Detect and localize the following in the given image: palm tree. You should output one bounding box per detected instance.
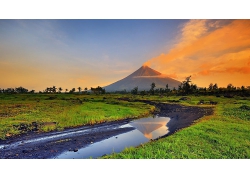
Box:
[150,82,156,95]
[78,87,82,93]
[65,89,68,93]
[70,88,76,93]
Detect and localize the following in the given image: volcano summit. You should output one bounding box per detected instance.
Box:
[104,65,181,92]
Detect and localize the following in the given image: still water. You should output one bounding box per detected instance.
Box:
[55,116,170,159]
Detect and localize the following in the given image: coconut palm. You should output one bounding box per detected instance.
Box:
[78,87,82,93]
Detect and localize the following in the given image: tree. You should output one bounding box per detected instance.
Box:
[52,86,57,93]
[131,86,138,95]
[5,88,15,93]
[165,84,170,93]
[15,86,28,93]
[208,83,213,91]
[29,90,35,93]
[58,87,63,93]
[90,86,105,94]
[65,89,68,93]
[151,82,156,90]
[140,90,146,96]
[227,83,233,90]
[179,76,192,95]
[213,83,218,90]
[69,88,76,93]
[190,83,197,92]
[78,87,82,93]
[45,87,49,93]
[150,82,156,95]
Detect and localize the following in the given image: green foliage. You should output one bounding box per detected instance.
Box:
[131,87,138,95]
[0,93,155,139]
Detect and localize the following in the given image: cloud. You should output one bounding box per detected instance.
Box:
[144,20,250,87]
[178,19,208,47]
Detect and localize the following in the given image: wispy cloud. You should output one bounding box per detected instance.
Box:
[144,20,250,87]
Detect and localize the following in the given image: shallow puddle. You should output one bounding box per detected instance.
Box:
[55,116,170,159]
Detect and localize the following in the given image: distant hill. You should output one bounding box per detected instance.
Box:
[104,65,181,92]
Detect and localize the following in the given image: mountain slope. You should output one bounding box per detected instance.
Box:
[104,65,181,92]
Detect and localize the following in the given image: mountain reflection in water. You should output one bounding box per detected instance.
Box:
[128,116,170,139]
[55,116,170,159]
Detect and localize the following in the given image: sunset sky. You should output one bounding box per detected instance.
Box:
[0,19,250,91]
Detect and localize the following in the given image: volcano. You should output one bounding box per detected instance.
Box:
[104,65,181,92]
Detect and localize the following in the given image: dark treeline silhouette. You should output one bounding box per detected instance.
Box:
[1,76,249,97]
[129,76,250,97]
[0,86,34,94]
[0,86,89,94]
[90,86,105,94]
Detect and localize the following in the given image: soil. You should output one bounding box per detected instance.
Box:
[0,102,213,159]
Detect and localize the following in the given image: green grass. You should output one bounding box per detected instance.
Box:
[104,95,250,159]
[0,93,155,139]
[1,93,250,159]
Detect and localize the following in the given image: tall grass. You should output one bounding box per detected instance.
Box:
[0,94,155,139]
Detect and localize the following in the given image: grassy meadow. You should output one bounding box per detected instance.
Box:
[1,93,249,159]
[104,95,250,158]
[0,93,155,139]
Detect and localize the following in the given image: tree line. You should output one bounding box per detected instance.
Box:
[130,76,250,97]
[1,76,249,96]
[0,86,106,94]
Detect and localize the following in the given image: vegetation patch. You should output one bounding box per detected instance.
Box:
[0,94,155,139]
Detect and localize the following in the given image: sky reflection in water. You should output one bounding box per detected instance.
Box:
[55,116,170,159]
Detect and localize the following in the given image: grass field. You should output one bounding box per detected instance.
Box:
[0,93,155,139]
[1,93,249,159]
[104,95,250,158]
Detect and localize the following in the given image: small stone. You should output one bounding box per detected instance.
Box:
[6,133,11,137]
[73,149,78,152]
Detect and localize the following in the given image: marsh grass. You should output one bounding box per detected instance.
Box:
[104,95,250,159]
[0,94,155,139]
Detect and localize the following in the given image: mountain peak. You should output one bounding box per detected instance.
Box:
[130,65,162,77]
[104,65,181,92]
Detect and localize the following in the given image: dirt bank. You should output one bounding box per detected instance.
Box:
[0,102,213,159]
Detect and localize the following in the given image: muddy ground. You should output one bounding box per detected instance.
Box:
[0,102,213,159]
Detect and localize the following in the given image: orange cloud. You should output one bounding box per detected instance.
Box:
[144,20,250,87]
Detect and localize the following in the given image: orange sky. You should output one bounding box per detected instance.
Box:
[144,20,250,88]
[1,20,250,91]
